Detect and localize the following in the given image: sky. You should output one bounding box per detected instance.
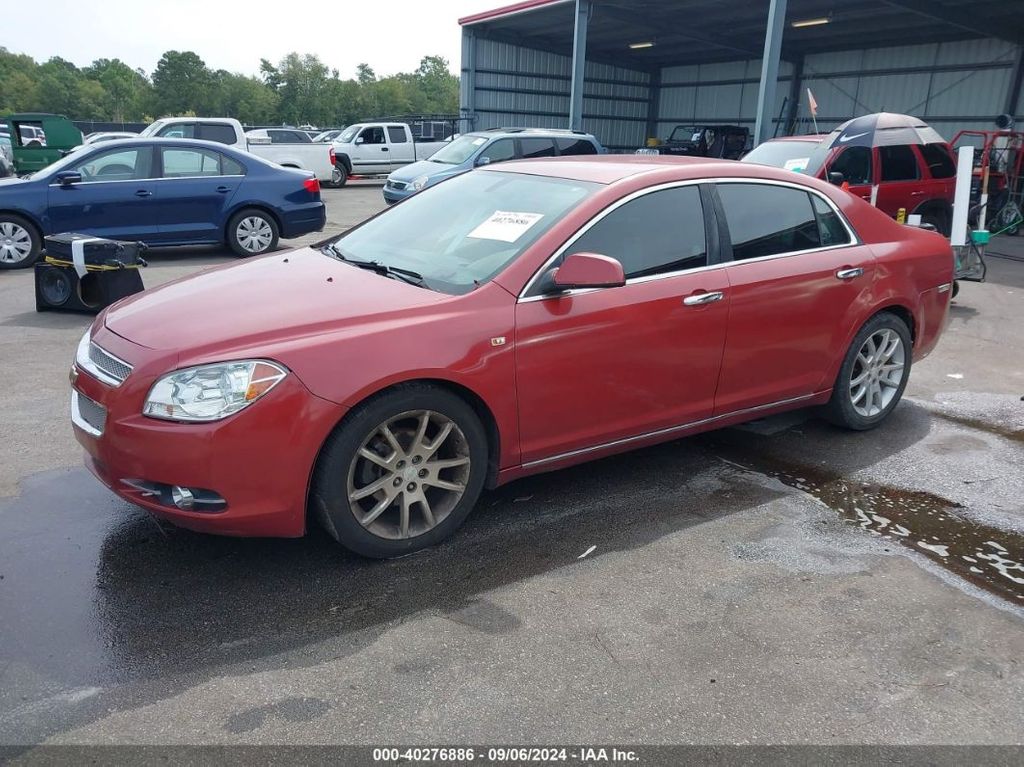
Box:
[3,0,499,77]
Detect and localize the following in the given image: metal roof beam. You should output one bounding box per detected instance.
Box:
[877,0,1024,44]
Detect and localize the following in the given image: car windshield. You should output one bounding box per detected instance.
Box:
[327,171,598,295]
[669,126,701,142]
[429,134,489,165]
[742,140,821,173]
[336,126,360,143]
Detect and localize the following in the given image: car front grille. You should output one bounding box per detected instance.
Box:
[73,390,107,436]
[386,180,407,190]
[89,342,132,385]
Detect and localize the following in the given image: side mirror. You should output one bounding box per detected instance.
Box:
[550,252,625,291]
[354,136,365,145]
[828,171,845,186]
[55,171,82,186]
[475,155,492,167]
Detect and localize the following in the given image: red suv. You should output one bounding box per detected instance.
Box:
[743,135,957,233]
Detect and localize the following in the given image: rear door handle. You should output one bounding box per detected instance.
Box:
[216,186,231,193]
[836,267,864,280]
[683,291,724,306]
[135,189,152,198]
[381,147,389,152]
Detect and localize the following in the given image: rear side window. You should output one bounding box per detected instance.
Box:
[810,194,851,247]
[199,123,237,145]
[567,185,707,279]
[557,137,598,156]
[919,143,956,179]
[828,146,872,185]
[520,138,557,159]
[157,123,195,139]
[387,126,408,143]
[161,147,223,177]
[718,183,820,260]
[879,145,920,181]
[222,155,245,175]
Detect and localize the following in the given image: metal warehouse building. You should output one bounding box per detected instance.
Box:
[458,0,1024,151]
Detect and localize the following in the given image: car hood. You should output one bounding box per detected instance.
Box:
[388,159,463,184]
[0,176,29,189]
[104,247,448,354]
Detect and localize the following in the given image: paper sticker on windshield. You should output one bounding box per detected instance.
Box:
[784,157,809,172]
[467,211,544,243]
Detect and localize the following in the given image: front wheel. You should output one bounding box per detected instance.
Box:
[227,208,279,257]
[0,214,42,270]
[824,312,912,430]
[311,384,489,558]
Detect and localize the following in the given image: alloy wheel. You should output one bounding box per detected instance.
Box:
[0,222,32,264]
[236,216,273,253]
[849,328,906,417]
[347,409,471,540]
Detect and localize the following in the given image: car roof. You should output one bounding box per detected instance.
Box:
[480,154,831,186]
[763,134,827,143]
[468,128,598,140]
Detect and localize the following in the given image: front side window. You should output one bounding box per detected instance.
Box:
[879,145,920,181]
[161,148,223,177]
[359,127,385,145]
[387,126,408,143]
[718,183,820,260]
[566,186,707,280]
[330,171,597,295]
[479,139,515,164]
[71,147,154,181]
[157,123,195,139]
[828,146,872,185]
[520,138,557,159]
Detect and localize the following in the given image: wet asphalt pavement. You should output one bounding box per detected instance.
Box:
[0,187,1022,747]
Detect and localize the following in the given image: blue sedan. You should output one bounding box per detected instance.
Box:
[0,138,326,269]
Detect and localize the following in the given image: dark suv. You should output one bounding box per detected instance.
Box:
[383,127,605,203]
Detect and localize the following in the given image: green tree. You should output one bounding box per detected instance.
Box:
[86,58,150,121]
[152,50,212,116]
[36,57,83,115]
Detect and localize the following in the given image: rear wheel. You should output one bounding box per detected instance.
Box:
[311,384,488,558]
[824,312,912,430]
[0,214,42,270]
[920,207,950,236]
[227,208,279,257]
[334,158,350,187]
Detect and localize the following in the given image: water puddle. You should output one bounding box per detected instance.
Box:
[715,446,1024,604]
[928,410,1024,445]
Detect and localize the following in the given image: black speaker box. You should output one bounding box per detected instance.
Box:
[44,233,144,268]
[35,263,144,314]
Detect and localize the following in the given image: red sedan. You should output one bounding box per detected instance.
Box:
[70,156,953,558]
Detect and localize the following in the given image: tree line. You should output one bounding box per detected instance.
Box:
[0,48,460,127]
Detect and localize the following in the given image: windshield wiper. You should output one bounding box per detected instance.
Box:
[320,243,427,287]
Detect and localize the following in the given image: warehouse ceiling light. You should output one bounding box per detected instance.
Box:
[791,15,832,28]
[628,41,655,49]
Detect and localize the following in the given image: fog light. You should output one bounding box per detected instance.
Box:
[171,485,195,510]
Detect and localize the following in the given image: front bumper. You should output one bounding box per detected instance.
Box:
[382,182,415,204]
[71,326,343,537]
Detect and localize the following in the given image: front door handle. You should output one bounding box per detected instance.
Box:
[216,186,231,193]
[836,267,864,280]
[683,291,724,306]
[135,189,152,197]
[381,147,389,152]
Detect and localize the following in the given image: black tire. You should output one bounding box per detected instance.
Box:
[334,157,350,187]
[952,281,960,299]
[0,213,43,270]
[326,165,345,188]
[823,311,913,431]
[920,208,950,237]
[226,208,279,257]
[311,383,489,558]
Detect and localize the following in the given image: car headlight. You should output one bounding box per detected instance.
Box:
[409,175,429,191]
[143,360,287,422]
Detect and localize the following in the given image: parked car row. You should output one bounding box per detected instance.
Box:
[0,137,326,269]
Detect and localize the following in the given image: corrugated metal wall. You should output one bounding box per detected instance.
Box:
[655,59,795,139]
[799,38,1021,139]
[463,33,1022,151]
[465,36,651,151]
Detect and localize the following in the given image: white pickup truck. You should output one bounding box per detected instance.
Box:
[330,123,449,186]
[139,117,340,185]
